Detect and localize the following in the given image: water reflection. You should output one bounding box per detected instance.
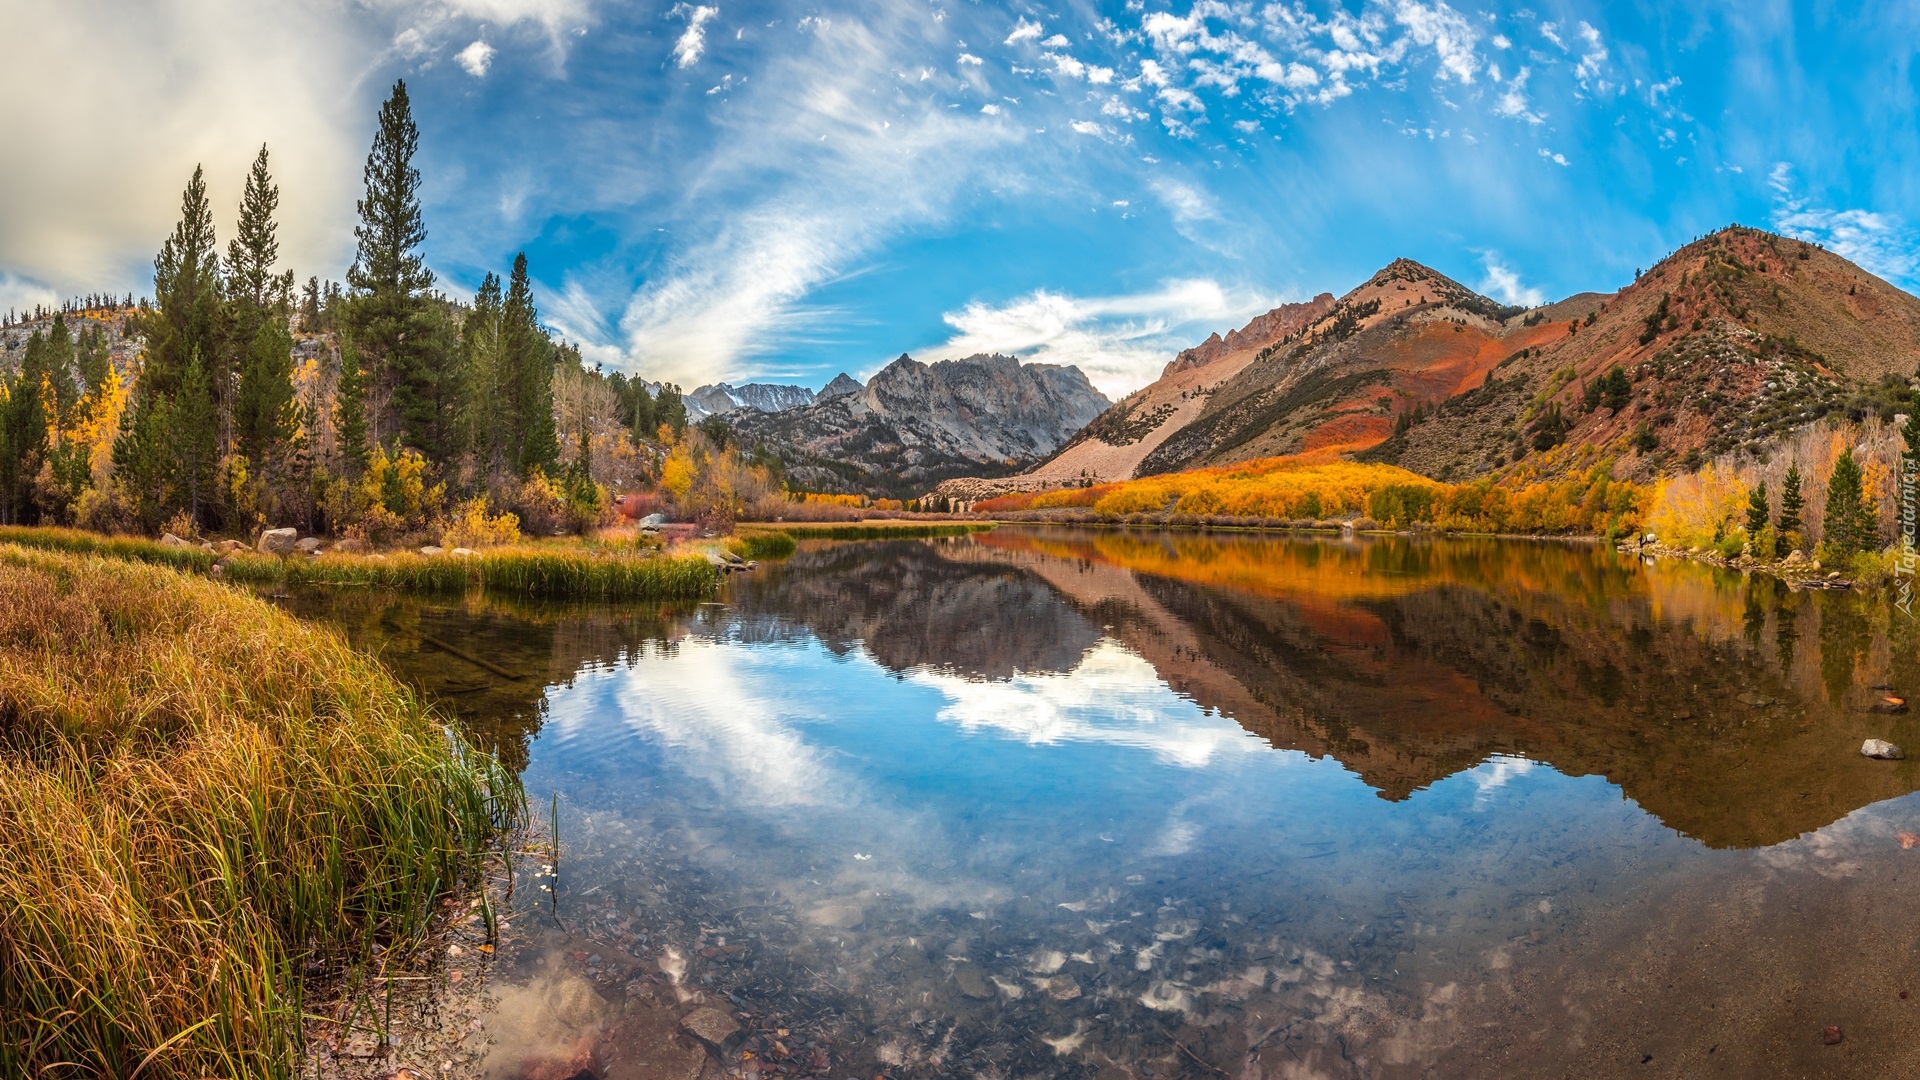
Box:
[286,530,1920,1077]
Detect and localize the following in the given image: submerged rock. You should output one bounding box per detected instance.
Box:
[679,1006,742,1053]
[1863,739,1905,760]
[953,965,993,1000]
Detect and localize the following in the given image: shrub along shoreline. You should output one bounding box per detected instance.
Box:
[0,544,524,1078]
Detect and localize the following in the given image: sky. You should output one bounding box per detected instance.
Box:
[2,1,1916,399]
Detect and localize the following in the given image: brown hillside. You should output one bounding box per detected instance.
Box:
[1381,226,1920,481]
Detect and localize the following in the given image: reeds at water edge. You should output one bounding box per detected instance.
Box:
[0,543,524,1078]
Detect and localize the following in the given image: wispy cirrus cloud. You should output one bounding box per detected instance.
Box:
[1769,163,1919,285]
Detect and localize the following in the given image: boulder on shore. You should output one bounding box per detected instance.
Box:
[294,537,322,554]
[256,527,299,555]
[159,532,191,547]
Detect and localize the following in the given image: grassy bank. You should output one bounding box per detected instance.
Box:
[749,522,996,541]
[0,527,721,602]
[0,545,523,1079]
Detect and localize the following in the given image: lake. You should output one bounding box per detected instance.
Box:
[291,528,1920,1078]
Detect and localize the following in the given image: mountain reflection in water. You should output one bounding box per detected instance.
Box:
[286,529,1920,1078]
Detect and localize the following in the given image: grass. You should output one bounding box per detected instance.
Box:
[0,528,722,602]
[726,531,798,560]
[0,544,523,1079]
[753,522,995,541]
[0,524,215,572]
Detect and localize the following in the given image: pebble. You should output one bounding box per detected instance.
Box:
[1863,739,1905,760]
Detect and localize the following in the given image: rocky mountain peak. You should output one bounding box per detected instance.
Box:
[818,372,863,400]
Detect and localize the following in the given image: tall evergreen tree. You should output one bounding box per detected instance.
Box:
[1779,463,1804,541]
[172,350,218,531]
[1822,448,1879,560]
[144,165,222,401]
[460,273,504,467]
[346,81,452,455]
[335,342,370,473]
[0,342,49,524]
[75,322,112,394]
[235,319,296,458]
[501,253,556,474]
[1745,480,1770,538]
[226,145,284,314]
[113,390,172,528]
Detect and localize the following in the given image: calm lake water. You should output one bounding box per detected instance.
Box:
[291,529,1920,1078]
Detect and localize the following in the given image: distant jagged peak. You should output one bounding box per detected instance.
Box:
[818,371,863,399]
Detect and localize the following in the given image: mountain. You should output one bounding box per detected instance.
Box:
[939,226,1920,501]
[685,381,816,418]
[1379,226,1920,480]
[726,353,1110,497]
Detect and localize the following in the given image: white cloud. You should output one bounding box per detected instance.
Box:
[0,272,59,317]
[1770,163,1920,284]
[933,278,1271,396]
[1070,119,1109,136]
[456,39,496,76]
[980,102,1003,115]
[1573,21,1607,82]
[957,51,982,65]
[1538,147,1568,166]
[1477,253,1545,307]
[1005,17,1043,45]
[1494,65,1543,124]
[1490,33,1511,49]
[601,9,1029,386]
[671,3,718,68]
[920,641,1266,768]
[1391,1,1479,83]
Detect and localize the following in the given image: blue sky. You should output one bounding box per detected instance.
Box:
[3,2,1917,397]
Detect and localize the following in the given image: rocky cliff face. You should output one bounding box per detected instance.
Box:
[726,353,1109,497]
[686,381,817,418]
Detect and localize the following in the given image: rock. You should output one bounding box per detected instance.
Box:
[704,553,729,569]
[1863,739,1905,760]
[638,513,667,528]
[256,527,298,554]
[1736,693,1772,708]
[1784,550,1808,566]
[294,536,322,554]
[200,541,214,552]
[1043,975,1082,1001]
[418,545,445,557]
[330,537,370,554]
[1811,559,1822,571]
[678,1006,743,1053]
[1644,533,1658,544]
[724,551,745,565]
[451,547,477,557]
[1823,1025,1844,1045]
[1828,571,1843,580]
[953,965,994,1000]
[159,532,191,547]
[214,539,248,555]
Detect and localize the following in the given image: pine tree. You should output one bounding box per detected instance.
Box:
[235,319,296,458]
[1778,463,1804,554]
[1821,448,1878,560]
[345,81,451,455]
[75,322,112,394]
[113,389,172,528]
[172,350,219,531]
[501,253,556,474]
[460,273,504,468]
[0,341,49,524]
[144,165,222,401]
[226,146,283,314]
[335,342,370,473]
[1745,480,1770,538]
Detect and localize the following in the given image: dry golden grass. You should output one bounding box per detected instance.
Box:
[0,544,521,1078]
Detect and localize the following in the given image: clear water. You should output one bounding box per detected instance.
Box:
[290,529,1920,1077]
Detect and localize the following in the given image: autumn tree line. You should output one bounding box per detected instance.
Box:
[0,81,724,542]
